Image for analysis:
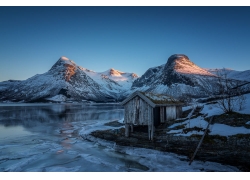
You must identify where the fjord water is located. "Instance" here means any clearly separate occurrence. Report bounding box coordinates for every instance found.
[0,103,239,172]
[0,103,148,172]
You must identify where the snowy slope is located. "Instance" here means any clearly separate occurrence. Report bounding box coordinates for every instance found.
[207,68,250,82]
[81,67,138,94]
[0,57,138,102]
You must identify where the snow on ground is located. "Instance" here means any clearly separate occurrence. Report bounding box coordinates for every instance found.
[169,113,249,137]
[169,93,250,137]
[209,123,250,136]
[168,118,250,137]
[199,93,250,116]
[235,93,250,114]
[84,124,239,172]
[200,103,224,117]
[77,116,240,171]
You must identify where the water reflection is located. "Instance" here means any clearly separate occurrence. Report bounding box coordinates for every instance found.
[0,103,123,123]
[0,103,124,138]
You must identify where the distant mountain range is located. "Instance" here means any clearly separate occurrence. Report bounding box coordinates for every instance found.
[0,55,249,102]
[0,57,138,102]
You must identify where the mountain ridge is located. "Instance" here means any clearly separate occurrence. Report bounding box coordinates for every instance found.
[1,54,250,102]
[0,56,138,102]
[132,54,250,99]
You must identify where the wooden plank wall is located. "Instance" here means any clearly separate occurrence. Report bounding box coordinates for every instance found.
[176,106,182,118]
[124,96,153,126]
[124,95,183,140]
[160,107,165,123]
[166,106,177,121]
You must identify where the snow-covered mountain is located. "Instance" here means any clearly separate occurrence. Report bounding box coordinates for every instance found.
[131,54,248,98]
[0,57,138,102]
[1,54,249,103]
[206,68,250,82]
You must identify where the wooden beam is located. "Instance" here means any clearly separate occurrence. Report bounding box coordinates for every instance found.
[148,124,152,140]
[125,123,130,137]
[189,116,214,165]
[131,124,134,133]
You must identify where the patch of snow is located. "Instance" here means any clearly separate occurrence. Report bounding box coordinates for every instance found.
[45,94,67,102]
[168,109,250,137]
[207,68,250,82]
[235,93,250,114]
[182,106,192,111]
[209,123,250,136]
[201,103,224,117]
[118,118,124,124]
[246,121,250,125]
[59,56,70,61]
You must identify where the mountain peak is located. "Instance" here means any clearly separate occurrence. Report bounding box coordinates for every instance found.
[165,54,214,76]
[108,68,124,76]
[167,54,190,64]
[59,56,70,61]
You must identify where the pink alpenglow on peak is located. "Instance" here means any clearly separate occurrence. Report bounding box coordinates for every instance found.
[59,56,70,61]
[58,56,76,66]
[169,54,215,76]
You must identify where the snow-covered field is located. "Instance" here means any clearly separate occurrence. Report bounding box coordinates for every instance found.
[168,93,250,137]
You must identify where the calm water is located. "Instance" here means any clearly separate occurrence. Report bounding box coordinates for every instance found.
[0,103,150,172]
[0,103,239,172]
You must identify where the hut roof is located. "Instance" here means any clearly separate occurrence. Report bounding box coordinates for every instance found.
[120,91,183,108]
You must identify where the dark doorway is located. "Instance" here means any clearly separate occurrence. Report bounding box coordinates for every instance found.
[153,107,161,126]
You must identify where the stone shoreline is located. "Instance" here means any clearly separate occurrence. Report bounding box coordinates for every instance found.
[88,121,250,172]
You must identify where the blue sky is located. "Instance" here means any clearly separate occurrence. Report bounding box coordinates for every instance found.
[1,6,250,82]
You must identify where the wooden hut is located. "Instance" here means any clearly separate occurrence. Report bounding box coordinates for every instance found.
[120,91,183,140]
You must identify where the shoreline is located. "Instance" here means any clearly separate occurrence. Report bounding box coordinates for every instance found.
[86,121,250,172]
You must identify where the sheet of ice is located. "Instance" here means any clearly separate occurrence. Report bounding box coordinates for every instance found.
[45,166,81,172]
[86,135,239,172]
[79,119,122,137]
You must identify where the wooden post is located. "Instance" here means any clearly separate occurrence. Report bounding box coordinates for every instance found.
[131,124,134,132]
[160,107,164,123]
[189,116,214,165]
[125,123,130,137]
[148,124,152,140]
[151,124,154,140]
